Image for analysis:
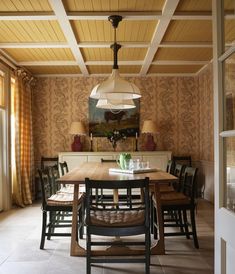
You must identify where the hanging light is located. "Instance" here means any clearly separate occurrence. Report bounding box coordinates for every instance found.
[96,98,136,110]
[90,15,141,109]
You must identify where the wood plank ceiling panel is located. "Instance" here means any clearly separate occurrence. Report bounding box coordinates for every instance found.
[62,0,164,12]
[25,65,81,74]
[162,20,212,42]
[81,48,147,62]
[148,64,203,74]
[225,20,235,45]
[154,48,212,61]
[224,0,235,11]
[3,48,74,62]
[88,65,140,74]
[71,20,157,43]
[175,0,212,12]
[0,21,66,42]
[0,0,52,11]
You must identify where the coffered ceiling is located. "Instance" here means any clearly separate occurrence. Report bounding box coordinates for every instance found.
[0,0,234,77]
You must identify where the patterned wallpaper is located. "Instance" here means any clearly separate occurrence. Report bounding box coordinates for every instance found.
[32,70,213,165]
[197,64,214,162]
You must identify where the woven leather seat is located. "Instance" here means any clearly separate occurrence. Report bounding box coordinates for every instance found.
[85,177,150,274]
[90,209,145,227]
[38,168,85,249]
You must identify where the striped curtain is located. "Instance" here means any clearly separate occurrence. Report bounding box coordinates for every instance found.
[12,70,34,207]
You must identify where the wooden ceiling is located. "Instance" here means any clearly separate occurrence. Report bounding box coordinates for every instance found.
[0,0,233,76]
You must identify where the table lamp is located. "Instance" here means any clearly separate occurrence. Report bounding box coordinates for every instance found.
[69,121,86,152]
[142,120,158,151]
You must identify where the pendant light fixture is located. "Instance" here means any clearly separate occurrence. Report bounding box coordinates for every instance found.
[90,15,141,110]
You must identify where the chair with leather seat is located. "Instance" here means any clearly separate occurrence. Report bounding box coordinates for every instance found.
[59,161,69,176]
[38,168,85,249]
[153,166,199,248]
[85,177,151,274]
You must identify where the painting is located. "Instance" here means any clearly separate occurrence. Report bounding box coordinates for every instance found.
[89,98,140,137]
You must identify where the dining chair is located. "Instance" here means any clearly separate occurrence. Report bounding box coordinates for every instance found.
[41,156,58,171]
[59,161,69,176]
[85,177,151,274]
[153,166,199,248]
[38,168,85,249]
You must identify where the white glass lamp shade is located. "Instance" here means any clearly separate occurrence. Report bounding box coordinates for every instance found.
[96,98,136,110]
[69,121,86,135]
[142,120,158,134]
[90,69,141,100]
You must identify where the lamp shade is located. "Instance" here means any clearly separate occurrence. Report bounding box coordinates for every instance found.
[69,121,86,135]
[90,69,141,100]
[142,120,158,134]
[96,98,136,110]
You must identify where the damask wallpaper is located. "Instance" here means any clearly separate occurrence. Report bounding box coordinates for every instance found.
[32,69,213,166]
[197,64,214,162]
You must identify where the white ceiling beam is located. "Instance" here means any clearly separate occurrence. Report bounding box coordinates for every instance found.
[78,42,149,48]
[18,61,77,66]
[18,60,208,67]
[152,60,208,65]
[159,41,213,48]
[0,11,212,21]
[0,12,56,20]
[140,0,180,75]
[85,61,143,66]
[0,42,149,49]
[67,11,161,20]
[0,42,70,49]
[0,41,214,49]
[49,0,88,75]
[35,72,197,77]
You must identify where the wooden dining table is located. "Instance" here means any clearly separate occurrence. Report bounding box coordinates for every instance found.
[57,162,178,256]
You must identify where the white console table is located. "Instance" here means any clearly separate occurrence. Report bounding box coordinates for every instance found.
[58,151,172,171]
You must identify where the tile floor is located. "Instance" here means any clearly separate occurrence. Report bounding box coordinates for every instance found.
[0,199,214,274]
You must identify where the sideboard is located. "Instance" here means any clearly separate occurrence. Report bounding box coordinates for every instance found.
[58,151,172,171]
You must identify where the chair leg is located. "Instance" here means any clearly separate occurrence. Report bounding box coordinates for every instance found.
[79,205,84,240]
[178,210,184,233]
[86,229,91,274]
[47,211,55,240]
[145,228,151,274]
[153,206,158,239]
[183,210,190,239]
[190,208,199,248]
[40,211,47,249]
[150,196,153,234]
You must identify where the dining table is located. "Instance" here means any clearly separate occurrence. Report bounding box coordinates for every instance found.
[57,162,178,256]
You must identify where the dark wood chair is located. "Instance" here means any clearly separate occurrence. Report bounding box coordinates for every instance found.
[153,167,199,248]
[41,156,58,171]
[59,161,69,176]
[85,177,151,274]
[38,168,85,249]
[172,155,192,167]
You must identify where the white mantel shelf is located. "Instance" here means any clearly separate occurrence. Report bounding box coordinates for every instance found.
[59,151,172,171]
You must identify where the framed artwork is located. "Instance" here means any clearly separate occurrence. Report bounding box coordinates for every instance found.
[89,98,140,137]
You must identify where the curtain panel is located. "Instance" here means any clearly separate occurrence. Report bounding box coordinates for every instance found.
[12,70,34,207]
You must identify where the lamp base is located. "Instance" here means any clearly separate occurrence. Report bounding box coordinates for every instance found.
[145,134,156,151]
[71,135,82,152]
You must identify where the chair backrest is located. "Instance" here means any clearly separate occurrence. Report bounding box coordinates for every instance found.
[182,166,198,203]
[85,177,150,227]
[47,165,60,194]
[59,161,69,176]
[172,155,192,167]
[173,164,185,191]
[166,160,174,174]
[41,156,58,171]
[101,158,116,163]
[38,168,52,208]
